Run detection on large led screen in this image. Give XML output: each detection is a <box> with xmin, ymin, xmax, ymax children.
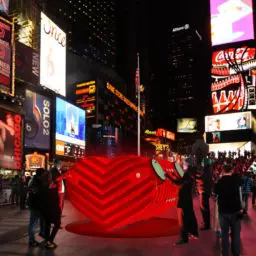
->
<box><xmin>0</xmin><ymin>0</ymin><xmax>9</xmax><ymax>14</ymax></box>
<box><xmin>0</xmin><ymin>110</ymin><xmax>23</xmax><ymax>169</ymax></box>
<box><xmin>210</xmin><ymin>0</ymin><xmax>254</xmax><ymax>46</ymax></box>
<box><xmin>24</xmin><ymin>90</ymin><xmax>51</xmax><ymax>150</ymax></box>
<box><xmin>40</xmin><ymin>12</ymin><xmax>66</xmax><ymax>96</ymax></box>
<box><xmin>56</xmin><ymin>97</ymin><xmax>86</xmax><ymax>158</ymax></box>
<box><xmin>177</xmin><ymin>118</ymin><xmax>197</xmax><ymax>133</ymax></box>
<box><xmin>211</xmin><ymin>47</ymin><xmax>256</xmax><ymax>114</ymax></box>
<box><xmin>0</xmin><ymin>16</ymin><xmax>14</xmax><ymax>96</ymax></box>
<box><xmin>205</xmin><ymin>111</ymin><xmax>251</xmax><ymax>132</ymax></box>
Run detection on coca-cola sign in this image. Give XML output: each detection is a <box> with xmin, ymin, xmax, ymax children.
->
<box><xmin>40</xmin><ymin>12</ymin><xmax>66</xmax><ymax>96</ymax></box>
<box><xmin>212</xmin><ymin>47</ymin><xmax>256</xmax><ymax>66</ymax></box>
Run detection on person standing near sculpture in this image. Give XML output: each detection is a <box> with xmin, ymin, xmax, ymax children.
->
<box><xmin>192</xmin><ymin>132</ymin><xmax>212</xmax><ymax>230</ymax></box>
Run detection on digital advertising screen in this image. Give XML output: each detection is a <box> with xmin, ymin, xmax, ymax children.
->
<box><xmin>0</xmin><ymin>16</ymin><xmax>14</xmax><ymax>96</ymax></box>
<box><xmin>16</xmin><ymin>42</ymin><xmax>39</xmax><ymax>85</ymax></box>
<box><xmin>0</xmin><ymin>109</ymin><xmax>23</xmax><ymax>169</ymax></box>
<box><xmin>177</xmin><ymin>118</ymin><xmax>197</xmax><ymax>133</ymax></box>
<box><xmin>211</xmin><ymin>47</ymin><xmax>256</xmax><ymax>114</ymax></box>
<box><xmin>40</xmin><ymin>12</ymin><xmax>66</xmax><ymax>96</ymax></box>
<box><xmin>210</xmin><ymin>0</ymin><xmax>254</xmax><ymax>46</ymax></box>
<box><xmin>75</xmin><ymin>80</ymin><xmax>96</xmax><ymax>119</ymax></box>
<box><xmin>56</xmin><ymin>97</ymin><xmax>86</xmax><ymax>158</ymax></box>
<box><xmin>205</xmin><ymin>111</ymin><xmax>251</xmax><ymax>132</ymax></box>
<box><xmin>0</xmin><ymin>0</ymin><xmax>9</xmax><ymax>14</ymax></box>
<box><xmin>24</xmin><ymin>90</ymin><xmax>51</xmax><ymax>150</ymax></box>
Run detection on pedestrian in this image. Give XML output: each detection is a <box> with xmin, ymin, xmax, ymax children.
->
<box><xmin>165</xmin><ymin>157</ymin><xmax>199</xmax><ymax>245</ymax></box>
<box><xmin>27</xmin><ymin>168</ymin><xmax>48</xmax><ymax>247</ymax></box>
<box><xmin>19</xmin><ymin>170</ymin><xmax>27</xmax><ymax>210</ymax></box>
<box><xmin>215</xmin><ymin>162</ymin><xmax>243</xmax><ymax>256</ymax></box>
<box><xmin>44</xmin><ymin>174</ymin><xmax>61</xmax><ymax>249</ymax></box>
<box><xmin>251</xmin><ymin>174</ymin><xmax>256</xmax><ymax>208</ymax></box>
<box><xmin>241</xmin><ymin>172</ymin><xmax>252</xmax><ymax>215</ymax></box>
<box><xmin>51</xmin><ymin>160</ymin><xmax>65</xmax><ymax>215</ymax></box>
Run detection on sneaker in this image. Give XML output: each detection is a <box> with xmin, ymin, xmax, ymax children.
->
<box><xmin>29</xmin><ymin>241</ymin><xmax>40</xmax><ymax>247</ymax></box>
<box><xmin>174</xmin><ymin>240</ymin><xmax>188</xmax><ymax>245</ymax></box>
<box><xmin>45</xmin><ymin>242</ymin><xmax>57</xmax><ymax>249</ymax></box>
<box><xmin>189</xmin><ymin>234</ymin><xmax>199</xmax><ymax>240</ymax></box>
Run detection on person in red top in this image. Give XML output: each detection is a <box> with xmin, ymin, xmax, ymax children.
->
<box><xmin>51</xmin><ymin>160</ymin><xmax>65</xmax><ymax>215</ymax></box>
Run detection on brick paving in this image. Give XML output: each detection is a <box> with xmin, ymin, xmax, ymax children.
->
<box><xmin>0</xmin><ymin>198</ymin><xmax>255</xmax><ymax>256</ymax></box>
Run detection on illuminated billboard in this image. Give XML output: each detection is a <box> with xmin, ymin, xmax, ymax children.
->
<box><xmin>75</xmin><ymin>81</ymin><xmax>96</xmax><ymax>119</ymax></box>
<box><xmin>56</xmin><ymin>97</ymin><xmax>86</xmax><ymax>158</ymax></box>
<box><xmin>24</xmin><ymin>90</ymin><xmax>51</xmax><ymax>150</ymax></box>
<box><xmin>40</xmin><ymin>12</ymin><xmax>66</xmax><ymax>96</ymax></box>
<box><xmin>211</xmin><ymin>47</ymin><xmax>256</xmax><ymax>114</ymax></box>
<box><xmin>0</xmin><ymin>110</ymin><xmax>23</xmax><ymax>169</ymax></box>
<box><xmin>210</xmin><ymin>0</ymin><xmax>254</xmax><ymax>46</ymax></box>
<box><xmin>205</xmin><ymin>111</ymin><xmax>251</xmax><ymax>132</ymax></box>
<box><xmin>0</xmin><ymin>0</ymin><xmax>9</xmax><ymax>14</ymax></box>
<box><xmin>177</xmin><ymin>118</ymin><xmax>197</xmax><ymax>133</ymax></box>
<box><xmin>0</xmin><ymin>16</ymin><xmax>14</xmax><ymax>96</ymax></box>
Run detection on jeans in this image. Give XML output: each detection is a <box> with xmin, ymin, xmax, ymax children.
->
<box><xmin>45</xmin><ymin>218</ymin><xmax>61</xmax><ymax>243</ymax></box>
<box><xmin>28</xmin><ymin>209</ymin><xmax>40</xmax><ymax>243</ymax></box>
<box><xmin>242</xmin><ymin>194</ymin><xmax>249</xmax><ymax>212</ymax></box>
<box><xmin>200</xmin><ymin>192</ymin><xmax>211</xmax><ymax>228</ymax></box>
<box><xmin>220</xmin><ymin>212</ymin><xmax>241</xmax><ymax>256</ymax></box>
<box><xmin>252</xmin><ymin>190</ymin><xmax>256</xmax><ymax>205</ymax></box>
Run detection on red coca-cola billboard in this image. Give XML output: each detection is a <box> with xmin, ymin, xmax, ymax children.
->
<box><xmin>211</xmin><ymin>46</ymin><xmax>256</xmax><ymax>114</ymax></box>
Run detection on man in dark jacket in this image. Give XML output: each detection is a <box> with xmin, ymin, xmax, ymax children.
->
<box><xmin>215</xmin><ymin>163</ymin><xmax>243</xmax><ymax>256</ymax></box>
<box><xmin>165</xmin><ymin>158</ymin><xmax>199</xmax><ymax>245</ymax></box>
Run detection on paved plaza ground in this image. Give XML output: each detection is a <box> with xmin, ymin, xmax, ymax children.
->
<box><xmin>0</xmin><ymin>198</ymin><xmax>256</xmax><ymax>256</ymax></box>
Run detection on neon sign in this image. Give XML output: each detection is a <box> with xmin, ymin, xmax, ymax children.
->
<box><xmin>107</xmin><ymin>83</ymin><xmax>144</xmax><ymax>116</ymax></box>
<box><xmin>211</xmin><ymin>47</ymin><xmax>256</xmax><ymax>113</ymax></box>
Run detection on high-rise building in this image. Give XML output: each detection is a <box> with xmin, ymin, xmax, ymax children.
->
<box><xmin>42</xmin><ymin>0</ymin><xmax>117</xmax><ymax>68</ymax></box>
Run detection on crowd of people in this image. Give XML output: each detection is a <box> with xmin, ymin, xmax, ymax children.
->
<box><xmin>165</xmin><ymin>133</ymin><xmax>256</xmax><ymax>256</ymax></box>
<box><xmin>0</xmin><ymin>160</ymin><xmax>66</xmax><ymax>249</ymax></box>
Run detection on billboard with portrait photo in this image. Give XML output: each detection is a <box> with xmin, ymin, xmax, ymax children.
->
<box><xmin>40</xmin><ymin>12</ymin><xmax>66</xmax><ymax>96</ymax></box>
<box><xmin>0</xmin><ymin>110</ymin><xmax>23</xmax><ymax>169</ymax></box>
<box><xmin>24</xmin><ymin>90</ymin><xmax>51</xmax><ymax>150</ymax></box>
<box><xmin>210</xmin><ymin>0</ymin><xmax>254</xmax><ymax>46</ymax></box>
<box><xmin>0</xmin><ymin>16</ymin><xmax>14</xmax><ymax>96</ymax></box>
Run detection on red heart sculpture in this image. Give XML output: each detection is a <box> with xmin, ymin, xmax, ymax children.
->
<box><xmin>65</xmin><ymin>155</ymin><xmax>180</xmax><ymax>231</ymax></box>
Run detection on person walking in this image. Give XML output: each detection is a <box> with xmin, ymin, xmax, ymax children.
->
<box><xmin>165</xmin><ymin>157</ymin><xmax>199</xmax><ymax>245</ymax></box>
<box><xmin>215</xmin><ymin>162</ymin><xmax>243</xmax><ymax>256</ymax></box>
<box><xmin>241</xmin><ymin>172</ymin><xmax>252</xmax><ymax>215</ymax></box>
<box><xmin>251</xmin><ymin>174</ymin><xmax>256</xmax><ymax>208</ymax></box>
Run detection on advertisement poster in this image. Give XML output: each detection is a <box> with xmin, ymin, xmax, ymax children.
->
<box><xmin>211</xmin><ymin>47</ymin><xmax>256</xmax><ymax>113</ymax></box>
<box><xmin>24</xmin><ymin>90</ymin><xmax>51</xmax><ymax>150</ymax></box>
<box><xmin>0</xmin><ymin>0</ymin><xmax>9</xmax><ymax>14</ymax></box>
<box><xmin>0</xmin><ymin>16</ymin><xmax>14</xmax><ymax>96</ymax></box>
<box><xmin>205</xmin><ymin>111</ymin><xmax>251</xmax><ymax>132</ymax></box>
<box><xmin>56</xmin><ymin>97</ymin><xmax>86</xmax><ymax>157</ymax></box>
<box><xmin>76</xmin><ymin>81</ymin><xmax>96</xmax><ymax>119</ymax></box>
<box><xmin>210</xmin><ymin>0</ymin><xmax>254</xmax><ymax>46</ymax></box>
<box><xmin>177</xmin><ymin>118</ymin><xmax>197</xmax><ymax>133</ymax></box>
<box><xmin>16</xmin><ymin>42</ymin><xmax>39</xmax><ymax>85</ymax></box>
<box><xmin>0</xmin><ymin>110</ymin><xmax>23</xmax><ymax>169</ymax></box>
<box><xmin>40</xmin><ymin>12</ymin><xmax>66</xmax><ymax>96</ymax></box>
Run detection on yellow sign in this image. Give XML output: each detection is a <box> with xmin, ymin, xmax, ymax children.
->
<box><xmin>25</xmin><ymin>152</ymin><xmax>45</xmax><ymax>170</ymax></box>
<box><xmin>76</xmin><ymin>80</ymin><xmax>96</xmax><ymax>88</ymax></box>
<box><xmin>144</xmin><ymin>129</ymin><xmax>156</xmax><ymax>135</ymax></box>
<box><xmin>155</xmin><ymin>144</ymin><xmax>170</xmax><ymax>151</ymax></box>
<box><xmin>106</xmin><ymin>82</ymin><xmax>144</xmax><ymax>116</ymax></box>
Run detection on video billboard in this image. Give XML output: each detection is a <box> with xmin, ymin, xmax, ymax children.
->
<box><xmin>40</xmin><ymin>12</ymin><xmax>66</xmax><ymax>96</ymax></box>
<box><xmin>56</xmin><ymin>97</ymin><xmax>86</xmax><ymax>158</ymax></box>
<box><xmin>24</xmin><ymin>90</ymin><xmax>51</xmax><ymax>150</ymax></box>
<box><xmin>0</xmin><ymin>110</ymin><xmax>23</xmax><ymax>169</ymax></box>
<box><xmin>211</xmin><ymin>47</ymin><xmax>256</xmax><ymax>114</ymax></box>
<box><xmin>210</xmin><ymin>0</ymin><xmax>254</xmax><ymax>46</ymax></box>
<box><xmin>177</xmin><ymin>118</ymin><xmax>197</xmax><ymax>133</ymax></box>
<box><xmin>75</xmin><ymin>81</ymin><xmax>96</xmax><ymax>119</ymax></box>
<box><xmin>205</xmin><ymin>111</ymin><xmax>251</xmax><ymax>132</ymax></box>
<box><xmin>0</xmin><ymin>16</ymin><xmax>14</xmax><ymax>96</ymax></box>
<box><xmin>16</xmin><ymin>42</ymin><xmax>39</xmax><ymax>85</ymax></box>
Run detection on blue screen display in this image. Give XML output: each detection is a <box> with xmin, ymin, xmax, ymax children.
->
<box><xmin>56</xmin><ymin>97</ymin><xmax>86</xmax><ymax>146</ymax></box>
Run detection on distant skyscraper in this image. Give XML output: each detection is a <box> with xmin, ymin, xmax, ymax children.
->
<box><xmin>168</xmin><ymin>22</ymin><xmax>211</xmax><ymax>131</ymax></box>
<box><xmin>43</xmin><ymin>0</ymin><xmax>116</xmax><ymax>68</ymax></box>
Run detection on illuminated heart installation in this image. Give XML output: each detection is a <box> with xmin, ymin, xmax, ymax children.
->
<box><xmin>65</xmin><ymin>155</ymin><xmax>181</xmax><ymax>231</ymax></box>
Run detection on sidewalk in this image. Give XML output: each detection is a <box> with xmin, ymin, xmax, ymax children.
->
<box><xmin>0</xmin><ymin>199</ymin><xmax>256</xmax><ymax>255</ymax></box>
